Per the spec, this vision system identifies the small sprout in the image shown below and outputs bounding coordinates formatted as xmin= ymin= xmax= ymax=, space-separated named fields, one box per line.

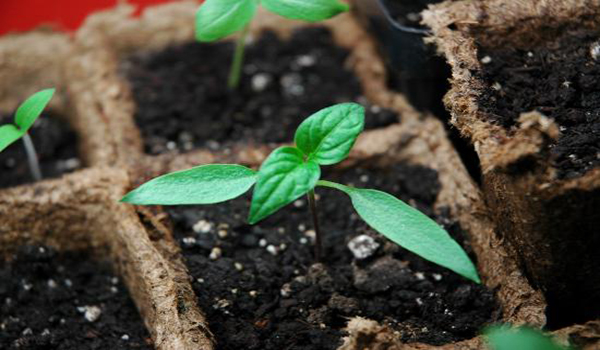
xmin=0 ymin=89 xmax=55 ymax=181
xmin=122 ymin=103 xmax=481 ymax=283
xmin=195 ymin=0 xmax=349 ymax=89
xmin=485 ymin=325 xmax=572 ymax=350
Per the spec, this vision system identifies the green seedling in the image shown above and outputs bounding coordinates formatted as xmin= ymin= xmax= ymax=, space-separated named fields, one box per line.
xmin=0 ymin=89 xmax=55 ymax=181
xmin=122 ymin=103 xmax=480 ymax=283
xmin=485 ymin=325 xmax=573 ymax=350
xmin=196 ymin=0 xmax=349 ymax=89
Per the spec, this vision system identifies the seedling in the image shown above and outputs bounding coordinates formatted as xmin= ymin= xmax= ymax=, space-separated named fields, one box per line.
xmin=0 ymin=89 xmax=55 ymax=181
xmin=196 ymin=0 xmax=349 ymax=89
xmin=122 ymin=103 xmax=480 ymax=283
xmin=485 ymin=325 xmax=573 ymax=350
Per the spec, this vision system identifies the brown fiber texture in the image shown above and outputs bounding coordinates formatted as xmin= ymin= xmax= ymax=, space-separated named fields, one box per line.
xmin=423 ymin=0 xmax=600 ymax=331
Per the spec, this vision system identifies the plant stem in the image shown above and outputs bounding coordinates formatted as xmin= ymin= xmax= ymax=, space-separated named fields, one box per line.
xmin=228 ymin=24 xmax=250 ymax=90
xmin=22 ymin=133 xmax=42 ymax=182
xmin=307 ymin=189 xmax=323 ymax=262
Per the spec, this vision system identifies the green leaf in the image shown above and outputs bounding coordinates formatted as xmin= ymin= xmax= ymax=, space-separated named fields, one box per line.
xmin=0 ymin=125 xmax=25 ymax=153
xmin=485 ymin=325 xmax=570 ymax=350
xmin=121 ymin=164 xmax=257 ymax=205
xmin=294 ymin=103 xmax=364 ymax=165
xmin=317 ymin=181 xmax=481 ymax=283
xmin=15 ymin=88 xmax=55 ymax=131
xmin=262 ymin=0 xmax=349 ymax=22
xmin=195 ymin=0 xmax=257 ymax=42
xmin=249 ymin=147 xmax=320 ymax=224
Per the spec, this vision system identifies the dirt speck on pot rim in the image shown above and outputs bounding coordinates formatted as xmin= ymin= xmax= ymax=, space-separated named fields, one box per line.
xmin=0 ymin=245 xmax=152 ymax=350
xmin=168 ymin=163 xmax=500 ymax=350
xmin=477 ymin=28 xmax=600 ymax=179
xmin=122 ymin=27 xmax=399 ymax=156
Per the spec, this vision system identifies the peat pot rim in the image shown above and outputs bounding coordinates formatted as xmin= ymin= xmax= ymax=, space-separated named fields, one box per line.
xmin=421 ymin=0 xmax=600 ymax=192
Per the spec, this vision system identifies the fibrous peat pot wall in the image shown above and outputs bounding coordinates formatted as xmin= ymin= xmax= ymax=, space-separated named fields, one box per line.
xmin=65 ymin=2 xmax=562 ymax=348
xmin=423 ymin=0 xmax=600 ymax=328
xmin=0 ymin=31 xmax=213 ymax=350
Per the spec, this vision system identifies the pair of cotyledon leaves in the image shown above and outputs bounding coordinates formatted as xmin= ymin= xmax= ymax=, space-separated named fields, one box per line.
xmin=0 ymin=89 xmax=55 ymax=153
xmin=196 ymin=0 xmax=350 ymax=42
xmin=122 ymin=103 xmax=480 ymax=283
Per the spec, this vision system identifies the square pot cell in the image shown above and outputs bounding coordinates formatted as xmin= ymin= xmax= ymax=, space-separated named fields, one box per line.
xmin=0 ymin=245 xmax=152 ymax=349
xmin=132 ymin=100 xmax=549 ymax=350
xmin=167 ymin=162 xmax=500 ymax=349
xmin=0 ymin=32 xmax=83 ymax=189
xmin=423 ymin=0 xmax=600 ymax=329
xmin=67 ymin=2 xmax=403 ymax=167
xmin=0 ymin=168 xmax=214 ymax=350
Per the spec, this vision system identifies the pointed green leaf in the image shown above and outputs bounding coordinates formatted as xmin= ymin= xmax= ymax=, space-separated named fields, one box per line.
xmin=121 ymin=164 xmax=257 ymax=205
xmin=15 ymin=88 xmax=55 ymax=131
xmin=195 ymin=0 xmax=257 ymax=42
xmin=0 ymin=125 xmax=25 ymax=152
xmin=317 ymin=181 xmax=481 ymax=283
xmin=485 ymin=326 xmax=570 ymax=350
xmin=262 ymin=0 xmax=349 ymax=22
xmin=294 ymin=103 xmax=364 ymax=165
xmin=249 ymin=147 xmax=320 ymax=224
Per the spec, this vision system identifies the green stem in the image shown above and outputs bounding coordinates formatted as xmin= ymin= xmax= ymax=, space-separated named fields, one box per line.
xmin=228 ymin=24 xmax=250 ymax=90
xmin=316 ymin=180 xmax=351 ymax=193
xmin=22 ymin=133 xmax=42 ymax=181
xmin=307 ymin=189 xmax=323 ymax=262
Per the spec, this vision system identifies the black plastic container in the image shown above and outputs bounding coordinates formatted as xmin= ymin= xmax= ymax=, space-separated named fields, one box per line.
xmin=353 ymin=0 xmax=449 ymax=113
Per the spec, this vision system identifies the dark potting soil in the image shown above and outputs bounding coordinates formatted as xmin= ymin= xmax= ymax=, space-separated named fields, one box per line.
xmin=168 ymin=163 xmax=499 ymax=350
xmin=478 ymin=29 xmax=600 ymax=179
xmin=384 ymin=0 xmax=442 ymax=28
xmin=0 ymin=245 xmax=152 ymax=350
xmin=123 ymin=27 xmax=399 ymax=155
xmin=0 ymin=113 xmax=81 ymax=189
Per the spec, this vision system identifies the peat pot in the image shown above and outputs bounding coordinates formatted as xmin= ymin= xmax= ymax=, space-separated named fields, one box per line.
xmin=423 ymin=0 xmax=600 ymax=329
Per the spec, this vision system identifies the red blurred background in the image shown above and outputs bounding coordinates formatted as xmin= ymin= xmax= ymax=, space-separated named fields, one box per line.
xmin=0 ymin=0 xmax=175 ymax=35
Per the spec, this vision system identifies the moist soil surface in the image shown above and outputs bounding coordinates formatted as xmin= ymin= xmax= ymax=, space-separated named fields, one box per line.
xmin=123 ymin=27 xmax=398 ymax=155
xmin=0 ymin=113 xmax=80 ymax=189
xmin=0 ymin=245 xmax=152 ymax=350
xmin=168 ymin=163 xmax=499 ymax=350
xmin=478 ymin=29 xmax=600 ymax=179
